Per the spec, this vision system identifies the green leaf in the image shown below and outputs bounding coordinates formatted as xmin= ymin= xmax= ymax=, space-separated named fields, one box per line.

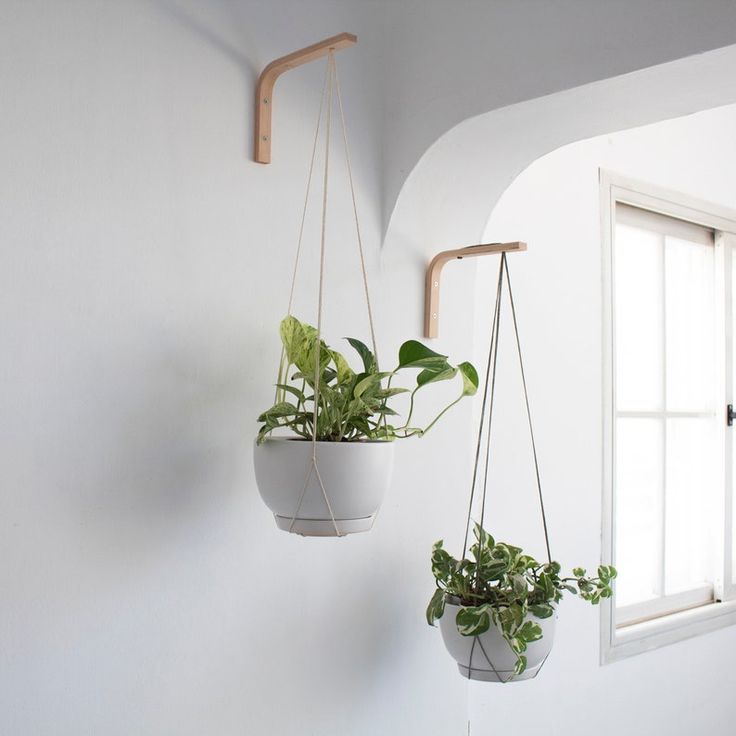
xmin=483 ymin=561 xmax=510 ymax=580
xmin=279 ymin=315 xmax=305 ymax=366
xmin=472 ymin=523 xmax=495 ymax=549
xmin=257 ymin=402 xmax=298 ymax=422
xmin=431 ymin=540 xmax=457 ymax=582
xmin=346 ymin=337 xmax=377 ymax=373
xmin=321 ymin=367 xmax=337 ymax=384
xmin=457 ymin=361 xmax=479 ymax=396
xmin=275 ymin=383 xmax=306 ymax=402
xmin=518 ymin=620 xmax=543 ymax=643
xmin=511 ymin=574 xmax=529 ymax=598
xmin=416 ymin=366 xmax=457 ymax=387
xmin=280 ymin=316 xmax=332 ymax=379
xmin=518 ymin=555 xmax=538 ymax=571
xmin=532 ymin=571 xmax=555 ymax=601
xmin=256 ymin=425 xmax=270 ymax=445
xmin=572 ymin=567 xmax=586 ymax=578
xmin=346 ymin=416 xmax=373 ymax=438
xmin=529 ymin=603 xmax=554 ymax=619
xmin=398 ymin=340 xmax=449 ymax=370
xmin=510 ymin=636 xmax=527 ymax=653
xmin=507 ymin=603 xmax=525 ymax=629
xmin=599 ymin=564 xmax=617 ymax=580
xmin=426 ymin=588 xmax=446 ymax=626
xmin=304 ymin=340 xmax=331 ymax=379
xmin=330 ymin=349 xmax=354 ymax=383
xmin=267 ymin=317 xmax=477 ymax=442
xmin=456 ymin=606 xmax=491 ymax=637
xmin=374 ymin=387 xmax=410 ymax=399
xmin=354 ymin=372 xmax=390 ymax=399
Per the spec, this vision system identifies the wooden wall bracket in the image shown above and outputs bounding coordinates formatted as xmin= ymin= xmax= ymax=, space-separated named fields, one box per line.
xmin=254 ymin=32 xmax=357 ymax=164
xmin=424 ymin=242 xmax=527 ymax=338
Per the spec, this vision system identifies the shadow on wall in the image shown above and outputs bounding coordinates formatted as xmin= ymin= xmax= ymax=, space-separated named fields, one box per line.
xmin=148 ymin=0 xmax=259 ymax=158
xmin=149 ymin=0 xmax=258 ymax=75
xmin=57 ymin=333 xmax=251 ymax=569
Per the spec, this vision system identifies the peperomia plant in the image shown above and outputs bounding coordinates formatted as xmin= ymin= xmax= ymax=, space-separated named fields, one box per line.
xmin=426 ymin=524 xmax=617 ymax=676
xmin=256 ymin=316 xmax=478 ymax=444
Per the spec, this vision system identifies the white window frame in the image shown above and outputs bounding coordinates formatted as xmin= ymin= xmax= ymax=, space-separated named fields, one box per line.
xmin=601 ymin=170 xmax=736 ymax=664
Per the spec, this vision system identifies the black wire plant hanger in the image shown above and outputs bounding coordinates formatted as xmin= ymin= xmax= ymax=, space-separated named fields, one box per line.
xmin=462 ymin=252 xmax=551 ymax=566
xmin=426 ymin=253 xmax=616 ymax=683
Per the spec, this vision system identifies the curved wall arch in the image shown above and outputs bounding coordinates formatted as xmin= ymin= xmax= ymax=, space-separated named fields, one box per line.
xmin=385 ymin=44 xmax=736 ymax=262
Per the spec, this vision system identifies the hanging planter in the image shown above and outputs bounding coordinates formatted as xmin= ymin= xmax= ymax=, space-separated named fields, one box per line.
xmin=427 ymin=528 xmax=614 ymax=682
xmin=254 ymin=438 xmax=393 ymax=536
xmin=439 ymin=595 xmax=556 ymax=682
xmin=255 ymin=316 xmax=477 ymax=536
xmin=426 ymin=254 xmax=617 ymax=682
xmin=253 ymin=53 xmax=478 ymax=537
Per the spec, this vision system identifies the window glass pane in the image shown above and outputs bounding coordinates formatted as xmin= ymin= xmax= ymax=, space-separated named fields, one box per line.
xmin=665 ymin=418 xmax=717 ymax=594
xmin=615 ymin=417 xmax=663 ymax=608
xmin=613 ymin=203 xmax=723 ymax=622
xmin=614 ymin=224 xmax=663 ymax=411
xmin=665 ymin=236 xmax=715 ymax=412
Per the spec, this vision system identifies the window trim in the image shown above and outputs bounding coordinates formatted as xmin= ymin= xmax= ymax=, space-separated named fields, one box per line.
xmin=617 ymin=584 xmax=714 ymax=628
xmin=600 ymin=170 xmax=736 ymax=664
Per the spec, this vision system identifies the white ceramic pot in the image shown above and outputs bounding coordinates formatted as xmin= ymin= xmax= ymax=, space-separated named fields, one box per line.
xmin=253 ymin=438 xmax=395 ymax=536
xmin=439 ymin=597 xmax=556 ymax=682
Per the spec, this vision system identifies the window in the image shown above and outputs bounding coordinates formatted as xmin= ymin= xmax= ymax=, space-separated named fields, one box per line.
xmin=601 ymin=172 xmax=736 ymax=663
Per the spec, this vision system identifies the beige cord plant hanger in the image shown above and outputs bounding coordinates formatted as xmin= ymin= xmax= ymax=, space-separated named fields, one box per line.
xmin=252 ymin=35 xmax=387 ymax=537
xmin=253 ymin=34 xmax=485 ymax=537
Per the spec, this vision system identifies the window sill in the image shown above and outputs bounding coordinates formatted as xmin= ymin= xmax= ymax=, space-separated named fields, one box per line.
xmin=602 ymin=598 xmax=736 ymax=664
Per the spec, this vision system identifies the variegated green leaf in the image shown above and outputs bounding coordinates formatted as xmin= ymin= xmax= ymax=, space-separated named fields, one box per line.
xmin=458 ymin=361 xmax=479 ymax=396
xmin=456 ymin=606 xmax=491 ymax=637
xmin=426 ymin=588 xmax=446 ymax=626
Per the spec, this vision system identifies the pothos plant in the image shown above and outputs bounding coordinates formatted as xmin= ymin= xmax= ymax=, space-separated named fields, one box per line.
xmin=256 ymin=316 xmax=479 ymax=444
xmin=426 ymin=524 xmax=617 ymax=676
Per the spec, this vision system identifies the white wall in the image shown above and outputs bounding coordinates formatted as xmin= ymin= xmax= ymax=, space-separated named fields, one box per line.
xmin=469 ymin=104 xmax=736 ymax=735
xmin=0 ymin=2 xmax=408 ymax=734
xmin=2 ymin=1 xmax=736 ymax=734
